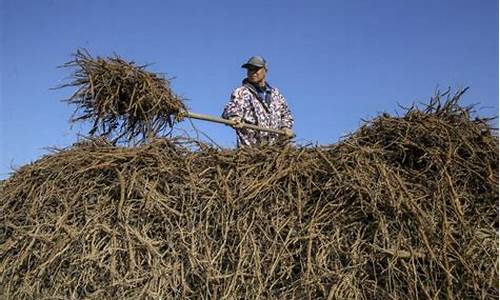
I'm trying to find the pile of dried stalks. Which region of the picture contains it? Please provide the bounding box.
[60,49,186,143]
[0,91,498,299]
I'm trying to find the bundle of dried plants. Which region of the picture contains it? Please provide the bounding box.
[59,49,187,143]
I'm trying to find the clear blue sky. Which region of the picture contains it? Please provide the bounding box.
[1,0,498,179]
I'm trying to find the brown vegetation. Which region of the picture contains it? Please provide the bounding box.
[1,90,497,299]
[59,49,186,144]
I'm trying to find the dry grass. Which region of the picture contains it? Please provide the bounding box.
[1,90,498,299]
[59,49,187,144]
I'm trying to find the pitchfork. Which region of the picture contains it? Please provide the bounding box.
[181,111,294,137]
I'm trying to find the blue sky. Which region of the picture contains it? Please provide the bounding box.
[1,0,498,179]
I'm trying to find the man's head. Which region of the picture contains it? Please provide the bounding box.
[242,56,267,86]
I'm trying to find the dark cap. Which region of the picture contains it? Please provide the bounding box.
[241,56,267,69]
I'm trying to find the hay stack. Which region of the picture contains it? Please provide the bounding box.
[0,91,498,299]
[60,49,186,143]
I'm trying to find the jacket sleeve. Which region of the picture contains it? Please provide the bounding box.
[222,89,246,120]
[278,93,294,129]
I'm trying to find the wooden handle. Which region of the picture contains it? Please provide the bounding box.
[184,111,290,136]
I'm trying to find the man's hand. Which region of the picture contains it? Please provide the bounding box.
[282,128,294,139]
[230,117,244,129]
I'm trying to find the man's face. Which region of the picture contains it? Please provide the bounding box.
[246,67,266,84]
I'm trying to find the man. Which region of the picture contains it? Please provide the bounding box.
[222,56,294,147]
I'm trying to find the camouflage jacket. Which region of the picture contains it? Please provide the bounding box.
[222,79,294,147]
